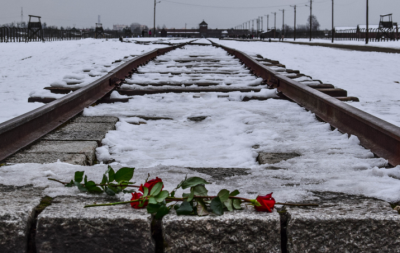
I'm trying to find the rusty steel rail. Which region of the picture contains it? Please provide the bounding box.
[0,43,188,162]
[211,40,400,166]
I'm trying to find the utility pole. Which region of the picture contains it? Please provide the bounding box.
[280,9,285,38]
[366,0,369,44]
[153,0,156,37]
[309,0,313,41]
[271,12,276,39]
[332,0,334,43]
[252,20,254,35]
[21,7,23,25]
[261,16,263,33]
[267,15,269,31]
[291,5,297,41]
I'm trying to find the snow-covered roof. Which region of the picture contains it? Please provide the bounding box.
[221,31,228,34]
[335,27,357,31]
[358,25,380,30]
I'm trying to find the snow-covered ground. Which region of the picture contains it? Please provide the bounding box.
[288,38,400,49]
[2,93,398,204]
[1,40,399,205]
[213,39,400,127]
[0,38,191,124]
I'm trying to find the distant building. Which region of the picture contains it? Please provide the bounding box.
[113,24,128,31]
[160,20,249,38]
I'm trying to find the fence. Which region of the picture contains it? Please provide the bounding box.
[0,27,124,42]
[284,28,399,42]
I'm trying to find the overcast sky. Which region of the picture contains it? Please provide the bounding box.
[1,0,399,30]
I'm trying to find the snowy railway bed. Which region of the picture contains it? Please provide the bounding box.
[1,40,400,252]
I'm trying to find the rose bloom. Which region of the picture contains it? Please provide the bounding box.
[130,192,147,209]
[254,193,276,212]
[139,177,163,193]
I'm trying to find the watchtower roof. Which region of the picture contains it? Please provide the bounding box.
[199,20,208,26]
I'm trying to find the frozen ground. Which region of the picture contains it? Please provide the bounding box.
[0,38,191,124]
[1,94,399,204]
[213,39,400,127]
[1,41,399,205]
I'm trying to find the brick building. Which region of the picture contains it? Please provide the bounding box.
[160,20,249,38]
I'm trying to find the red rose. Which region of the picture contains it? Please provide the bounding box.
[139,177,163,193]
[130,192,147,209]
[254,193,276,212]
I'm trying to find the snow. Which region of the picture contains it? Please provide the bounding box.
[213,39,400,127]
[2,94,399,203]
[1,40,399,205]
[0,38,191,124]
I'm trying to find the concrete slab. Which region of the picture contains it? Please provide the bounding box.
[42,122,116,143]
[285,192,400,252]
[162,209,281,253]
[6,153,88,165]
[186,167,250,180]
[257,152,300,165]
[23,141,98,165]
[0,185,43,253]
[36,196,154,253]
[71,116,119,123]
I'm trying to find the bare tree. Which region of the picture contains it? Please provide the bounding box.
[307,15,320,31]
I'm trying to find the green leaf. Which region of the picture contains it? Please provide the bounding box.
[74,171,84,183]
[155,190,169,203]
[105,187,116,196]
[230,190,240,197]
[170,190,176,198]
[100,175,107,189]
[176,201,193,215]
[193,184,208,196]
[150,182,163,196]
[155,205,170,219]
[74,182,87,192]
[143,187,149,197]
[114,167,134,183]
[224,198,233,212]
[147,203,163,214]
[65,180,74,187]
[181,177,210,189]
[218,189,230,203]
[182,193,190,198]
[148,197,157,204]
[122,189,136,194]
[84,175,88,185]
[107,166,115,182]
[187,188,195,202]
[196,198,209,216]
[233,199,242,210]
[85,181,103,194]
[108,183,122,194]
[210,197,224,216]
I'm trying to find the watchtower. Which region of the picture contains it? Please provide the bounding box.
[95,23,104,39]
[379,14,393,29]
[26,15,44,42]
[199,20,208,38]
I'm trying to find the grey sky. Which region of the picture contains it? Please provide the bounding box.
[1,0,398,30]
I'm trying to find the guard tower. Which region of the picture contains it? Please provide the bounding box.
[95,23,104,39]
[379,14,393,29]
[26,15,44,42]
[199,20,208,38]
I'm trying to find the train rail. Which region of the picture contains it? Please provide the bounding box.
[1,39,400,167]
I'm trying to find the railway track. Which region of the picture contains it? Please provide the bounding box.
[1,39,400,166]
[1,39,400,253]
